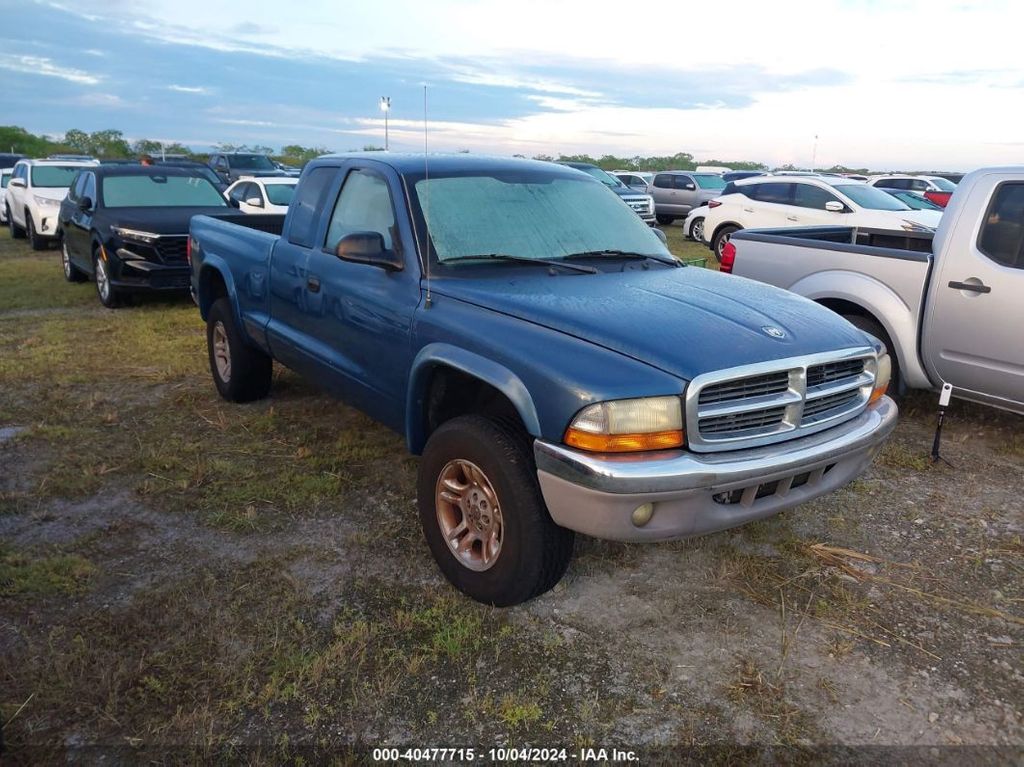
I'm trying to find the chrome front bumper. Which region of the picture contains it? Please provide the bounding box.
[534,396,897,542]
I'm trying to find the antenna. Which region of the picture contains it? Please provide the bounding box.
[423,84,432,308]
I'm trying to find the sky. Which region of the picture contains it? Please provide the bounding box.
[1,0,1022,170]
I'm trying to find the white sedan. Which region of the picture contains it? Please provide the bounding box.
[224,176,298,214]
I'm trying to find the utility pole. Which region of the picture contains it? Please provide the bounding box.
[380,97,391,150]
[811,134,819,172]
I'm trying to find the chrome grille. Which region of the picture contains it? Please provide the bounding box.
[686,348,877,453]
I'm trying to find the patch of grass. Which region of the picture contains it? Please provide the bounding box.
[726,656,816,745]
[0,544,96,597]
[661,223,719,268]
[0,252,97,311]
[877,441,932,471]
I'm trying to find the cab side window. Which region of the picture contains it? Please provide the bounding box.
[749,182,793,205]
[673,175,694,190]
[287,166,337,248]
[652,174,672,189]
[978,182,1024,269]
[324,169,397,252]
[793,184,841,210]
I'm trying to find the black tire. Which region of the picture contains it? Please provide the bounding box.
[8,205,25,239]
[93,251,123,308]
[207,296,273,402]
[688,216,705,242]
[842,314,903,396]
[712,225,740,263]
[418,415,574,606]
[656,214,674,225]
[27,213,46,250]
[61,239,86,282]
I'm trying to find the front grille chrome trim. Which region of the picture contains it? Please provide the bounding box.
[685,347,877,453]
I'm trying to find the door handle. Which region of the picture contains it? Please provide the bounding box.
[307,276,321,293]
[743,207,754,213]
[786,216,799,222]
[948,280,990,294]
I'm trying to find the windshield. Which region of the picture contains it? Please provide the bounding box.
[31,165,82,188]
[265,183,296,206]
[575,166,624,188]
[412,172,670,264]
[929,177,956,192]
[230,154,276,171]
[833,184,910,211]
[693,174,726,190]
[101,174,228,208]
[892,191,943,211]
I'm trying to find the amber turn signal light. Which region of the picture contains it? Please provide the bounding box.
[564,428,685,453]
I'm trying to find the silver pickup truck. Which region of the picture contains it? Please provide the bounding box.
[726,167,1024,414]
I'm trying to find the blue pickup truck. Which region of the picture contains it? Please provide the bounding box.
[189,154,897,606]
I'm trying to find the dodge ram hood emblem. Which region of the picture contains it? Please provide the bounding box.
[761,325,786,339]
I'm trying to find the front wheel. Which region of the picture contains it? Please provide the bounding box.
[418,415,574,606]
[712,225,740,263]
[207,297,273,402]
[689,216,705,242]
[94,252,124,308]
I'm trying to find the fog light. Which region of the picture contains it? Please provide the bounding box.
[631,502,655,527]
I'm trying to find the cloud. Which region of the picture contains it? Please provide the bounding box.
[73,92,125,107]
[167,84,212,95]
[0,55,101,84]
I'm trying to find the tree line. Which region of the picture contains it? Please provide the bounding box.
[1,124,875,174]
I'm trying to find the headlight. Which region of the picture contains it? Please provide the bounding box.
[111,226,160,244]
[564,395,684,452]
[34,195,60,207]
[645,194,654,211]
[870,353,891,404]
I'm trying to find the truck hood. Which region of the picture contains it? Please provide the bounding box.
[432,266,874,382]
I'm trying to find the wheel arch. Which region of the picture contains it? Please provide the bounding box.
[406,344,542,455]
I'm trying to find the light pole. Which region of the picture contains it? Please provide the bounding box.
[380,96,391,151]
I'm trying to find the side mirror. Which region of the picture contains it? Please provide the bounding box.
[652,227,668,245]
[227,197,240,208]
[825,201,846,213]
[78,196,93,211]
[334,231,402,271]
[245,197,263,208]
[9,177,25,188]
[685,183,696,191]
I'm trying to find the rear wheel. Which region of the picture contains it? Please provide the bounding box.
[656,214,674,225]
[27,212,46,250]
[207,297,273,402]
[418,415,574,606]
[62,240,86,282]
[689,216,705,242]
[842,314,903,396]
[8,205,25,239]
[712,225,740,263]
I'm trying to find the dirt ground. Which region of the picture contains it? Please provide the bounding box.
[1,234,1022,763]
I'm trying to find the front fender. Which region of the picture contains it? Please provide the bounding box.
[793,270,931,388]
[406,343,541,454]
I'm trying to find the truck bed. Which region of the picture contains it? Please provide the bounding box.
[204,212,286,236]
[732,225,934,256]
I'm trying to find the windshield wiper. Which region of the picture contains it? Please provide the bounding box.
[440,254,597,274]
[562,249,680,266]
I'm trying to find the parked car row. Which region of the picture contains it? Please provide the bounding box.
[723,167,1024,415]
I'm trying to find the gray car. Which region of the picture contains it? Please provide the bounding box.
[650,171,728,225]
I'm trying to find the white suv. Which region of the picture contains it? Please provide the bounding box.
[6,158,97,249]
[701,175,943,261]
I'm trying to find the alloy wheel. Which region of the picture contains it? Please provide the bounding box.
[435,459,504,572]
